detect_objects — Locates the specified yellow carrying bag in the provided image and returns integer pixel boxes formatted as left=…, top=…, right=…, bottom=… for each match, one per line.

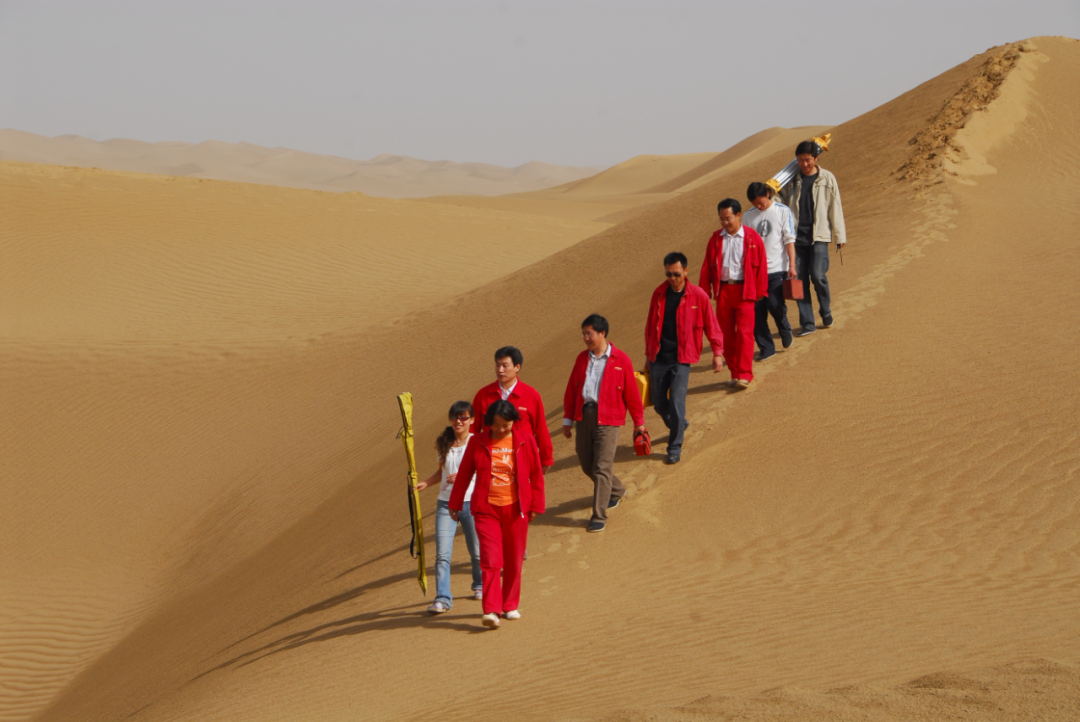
left=396, top=392, right=428, bottom=594
left=635, top=371, right=652, bottom=408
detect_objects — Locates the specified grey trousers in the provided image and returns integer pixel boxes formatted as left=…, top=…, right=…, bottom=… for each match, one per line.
left=576, top=404, right=624, bottom=523
left=649, top=361, right=690, bottom=453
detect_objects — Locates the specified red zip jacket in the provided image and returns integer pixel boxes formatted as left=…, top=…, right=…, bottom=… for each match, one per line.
left=448, top=428, right=546, bottom=517
left=471, top=380, right=554, bottom=467
left=645, top=281, right=724, bottom=364
left=562, top=343, right=645, bottom=428
left=698, top=226, right=769, bottom=302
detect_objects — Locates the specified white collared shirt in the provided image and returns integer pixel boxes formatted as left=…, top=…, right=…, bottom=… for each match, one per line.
left=582, top=343, right=611, bottom=404
left=563, top=343, right=612, bottom=426
left=499, top=379, right=518, bottom=401
left=721, top=226, right=745, bottom=281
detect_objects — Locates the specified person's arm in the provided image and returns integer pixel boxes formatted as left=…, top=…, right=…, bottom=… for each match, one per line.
left=414, top=464, right=442, bottom=492
left=448, top=439, right=476, bottom=515
left=528, top=439, right=546, bottom=518
left=469, top=389, right=484, bottom=436
left=700, top=289, right=726, bottom=372
left=782, top=206, right=797, bottom=279
left=828, top=176, right=847, bottom=248
left=698, top=239, right=715, bottom=299
left=533, top=394, right=554, bottom=468
left=562, top=358, right=579, bottom=439
left=624, top=361, right=646, bottom=431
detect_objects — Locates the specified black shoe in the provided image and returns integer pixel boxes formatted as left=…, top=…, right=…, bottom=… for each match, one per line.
left=757, top=350, right=777, bottom=362
left=665, top=450, right=681, bottom=465
left=607, top=495, right=621, bottom=509
left=795, top=327, right=816, bottom=337
left=587, top=520, right=606, bottom=533
left=822, top=316, right=834, bottom=328
left=781, top=331, right=794, bottom=349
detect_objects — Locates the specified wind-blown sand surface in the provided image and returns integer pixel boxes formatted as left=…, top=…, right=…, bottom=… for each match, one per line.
left=2, top=37, right=1078, bottom=722
left=0, top=131, right=600, bottom=198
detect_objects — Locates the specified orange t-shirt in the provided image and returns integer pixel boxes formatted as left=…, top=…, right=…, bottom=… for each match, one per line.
left=487, top=436, right=518, bottom=506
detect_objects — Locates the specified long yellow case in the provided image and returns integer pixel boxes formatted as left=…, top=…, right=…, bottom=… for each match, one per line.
left=397, top=392, right=427, bottom=594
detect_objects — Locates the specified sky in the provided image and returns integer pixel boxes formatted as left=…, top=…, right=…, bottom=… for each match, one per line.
left=1, top=1, right=1078, bottom=168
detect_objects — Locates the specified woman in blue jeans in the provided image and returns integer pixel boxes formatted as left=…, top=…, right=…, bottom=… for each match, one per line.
left=415, top=401, right=482, bottom=613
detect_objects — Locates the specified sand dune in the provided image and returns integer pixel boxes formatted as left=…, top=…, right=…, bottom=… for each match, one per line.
left=0, top=130, right=600, bottom=198
left=2, top=37, right=1078, bottom=722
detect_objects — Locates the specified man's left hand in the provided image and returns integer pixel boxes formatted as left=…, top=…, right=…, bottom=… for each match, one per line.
left=712, top=356, right=725, bottom=373
left=634, top=425, right=646, bottom=435
left=836, top=243, right=845, bottom=250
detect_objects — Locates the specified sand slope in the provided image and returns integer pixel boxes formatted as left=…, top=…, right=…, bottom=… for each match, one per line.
left=0, top=131, right=600, bottom=198
left=3, top=37, right=1078, bottom=722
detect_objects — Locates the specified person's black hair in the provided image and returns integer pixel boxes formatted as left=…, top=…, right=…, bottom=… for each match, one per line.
left=435, top=400, right=474, bottom=463
left=746, top=182, right=772, bottom=201
left=581, top=314, right=609, bottom=336
left=717, top=198, right=742, bottom=215
left=494, top=346, right=523, bottom=368
left=795, top=140, right=822, bottom=157
left=484, top=399, right=521, bottom=426
left=663, top=252, right=688, bottom=269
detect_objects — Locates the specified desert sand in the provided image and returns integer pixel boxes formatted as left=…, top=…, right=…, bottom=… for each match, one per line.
left=0, top=131, right=601, bottom=198
left=2, top=37, right=1078, bottom=722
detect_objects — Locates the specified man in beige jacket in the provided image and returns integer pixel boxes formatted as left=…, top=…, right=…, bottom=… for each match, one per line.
left=779, top=140, right=847, bottom=336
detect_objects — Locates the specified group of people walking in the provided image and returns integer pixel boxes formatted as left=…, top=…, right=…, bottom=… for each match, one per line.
left=412, top=139, right=846, bottom=629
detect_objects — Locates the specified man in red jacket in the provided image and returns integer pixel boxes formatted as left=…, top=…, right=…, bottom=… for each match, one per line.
left=645, top=252, right=725, bottom=465
left=562, top=314, right=646, bottom=533
left=472, top=346, right=554, bottom=469
left=699, top=198, right=769, bottom=388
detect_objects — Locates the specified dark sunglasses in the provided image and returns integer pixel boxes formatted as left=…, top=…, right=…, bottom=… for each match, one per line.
left=665, top=271, right=683, bottom=278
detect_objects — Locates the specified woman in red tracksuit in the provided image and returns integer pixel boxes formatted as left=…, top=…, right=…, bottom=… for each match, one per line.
left=449, top=399, right=546, bottom=629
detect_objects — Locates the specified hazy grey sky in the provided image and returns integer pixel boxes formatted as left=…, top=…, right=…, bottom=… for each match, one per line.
left=2, top=1, right=1077, bottom=168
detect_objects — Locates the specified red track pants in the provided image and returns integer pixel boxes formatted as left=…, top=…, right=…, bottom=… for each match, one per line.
left=718, top=284, right=757, bottom=382
left=474, top=504, right=530, bottom=615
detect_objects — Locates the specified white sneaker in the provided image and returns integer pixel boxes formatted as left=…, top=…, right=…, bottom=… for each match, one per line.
left=427, top=602, right=448, bottom=615
left=481, top=613, right=501, bottom=629
left=472, top=589, right=483, bottom=601
left=503, top=610, right=521, bottom=620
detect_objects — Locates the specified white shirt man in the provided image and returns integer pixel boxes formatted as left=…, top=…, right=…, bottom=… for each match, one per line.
left=745, top=183, right=797, bottom=360
left=743, top=198, right=796, bottom=274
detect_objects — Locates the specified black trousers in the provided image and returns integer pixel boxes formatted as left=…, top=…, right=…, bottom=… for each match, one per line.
left=754, top=272, right=793, bottom=355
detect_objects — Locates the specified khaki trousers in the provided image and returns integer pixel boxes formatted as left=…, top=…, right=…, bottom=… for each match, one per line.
left=576, top=404, right=624, bottom=523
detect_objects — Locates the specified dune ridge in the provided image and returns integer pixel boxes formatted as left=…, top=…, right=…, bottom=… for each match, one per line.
left=0, top=131, right=600, bottom=198
left=2, top=37, right=1078, bottom=722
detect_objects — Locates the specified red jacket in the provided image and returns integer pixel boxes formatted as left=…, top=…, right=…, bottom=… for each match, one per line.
left=448, top=428, right=546, bottom=517
left=563, top=343, right=645, bottom=428
left=645, top=281, right=724, bottom=364
left=471, top=380, right=554, bottom=467
left=698, top=226, right=769, bottom=302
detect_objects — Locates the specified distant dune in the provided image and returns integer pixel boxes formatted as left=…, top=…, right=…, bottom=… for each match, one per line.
left=0, top=130, right=601, bottom=198
left=3, top=37, right=1079, bottom=722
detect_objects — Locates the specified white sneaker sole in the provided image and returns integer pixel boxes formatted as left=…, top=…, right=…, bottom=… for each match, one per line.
left=481, top=615, right=501, bottom=629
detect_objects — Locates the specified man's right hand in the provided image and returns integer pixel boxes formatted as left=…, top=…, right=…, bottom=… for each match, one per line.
left=562, top=425, right=573, bottom=439
left=643, top=359, right=651, bottom=373
left=712, top=355, right=725, bottom=373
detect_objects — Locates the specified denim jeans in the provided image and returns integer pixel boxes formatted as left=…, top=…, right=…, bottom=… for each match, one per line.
left=649, top=361, right=690, bottom=453
left=755, top=272, right=793, bottom=355
left=794, top=242, right=832, bottom=330
left=434, top=499, right=482, bottom=608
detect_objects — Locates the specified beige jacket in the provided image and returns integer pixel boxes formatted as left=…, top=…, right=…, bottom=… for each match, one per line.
left=780, top=167, right=847, bottom=245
